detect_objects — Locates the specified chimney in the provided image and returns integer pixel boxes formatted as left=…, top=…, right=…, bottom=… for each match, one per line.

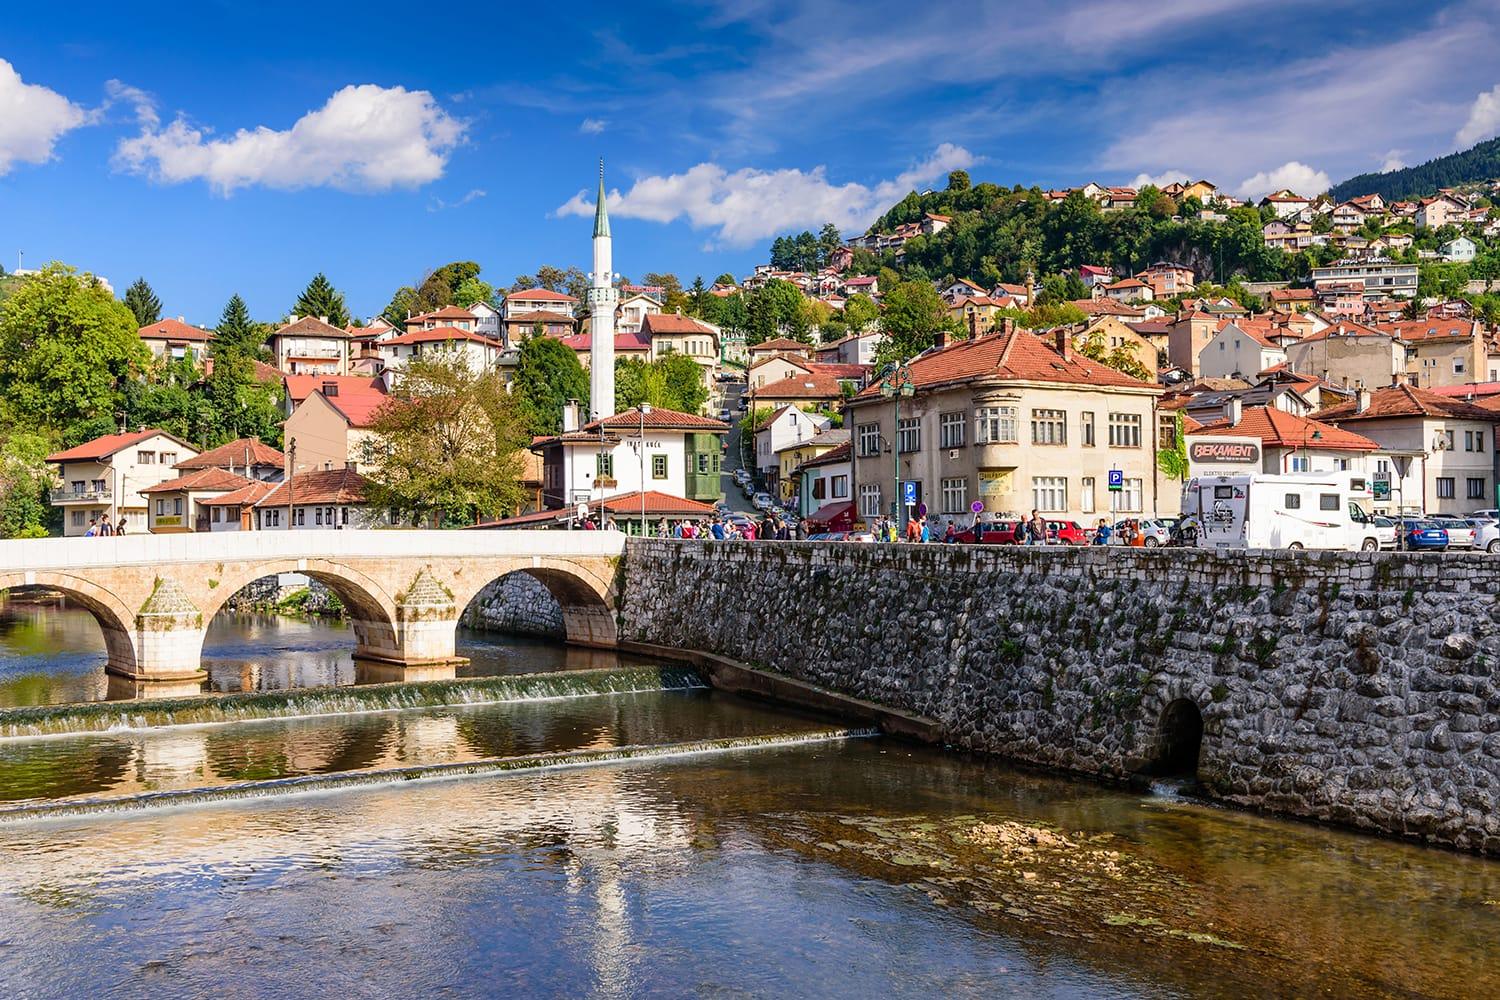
left=345, top=460, right=359, bottom=473
left=562, top=398, right=581, bottom=433
left=288, top=313, right=298, bottom=324
left=322, top=381, right=338, bottom=397
left=998, top=317, right=1012, bottom=336
left=934, top=327, right=948, bottom=351
left=1355, top=387, right=1371, bottom=413
left=1392, top=371, right=1408, bottom=387
left=1054, top=328, right=1073, bottom=360
left=1227, top=397, right=1243, bottom=425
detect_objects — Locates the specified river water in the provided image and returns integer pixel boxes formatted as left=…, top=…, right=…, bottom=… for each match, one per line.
left=0, top=600, right=1497, bottom=998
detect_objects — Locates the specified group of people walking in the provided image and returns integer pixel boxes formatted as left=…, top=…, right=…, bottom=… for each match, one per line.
left=82, top=514, right=127, bottom=537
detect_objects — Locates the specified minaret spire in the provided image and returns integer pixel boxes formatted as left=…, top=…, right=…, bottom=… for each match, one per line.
left=593, top=159, right=611, bottom=238
left=588, top=159, right=617, bottom=421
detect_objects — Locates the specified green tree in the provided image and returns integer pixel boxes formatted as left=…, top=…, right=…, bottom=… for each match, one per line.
left=1075, top=328, right=1154, bottom=382
left=513, top=334, right=589, bottom=435
left=453, top=276, right=495, bottom=308
left=615, top=354, right=710, bottom=413
left=843, top=293, right=879, bottom=333
left=714, top=272, right=737, bottom=286
left=1156, top=411, right=1189, bottom=480
left=947, top=169, right=971, bottom=191
left=213, top=294, right=268, bottom=359
left=366, top=354, right=530, bottom=526
left=293, top=272, right=350, bottom=328
left=0, top=263, right=150, bottom=441
left=0, top=432, right=56, bottom=537
left=688, top=275, right=709, bottom=316
left=124, top=278, right=162, bottom=327
left=875, top=280, right=954, bottom=363
left=644, top=272, right=689, bottom=314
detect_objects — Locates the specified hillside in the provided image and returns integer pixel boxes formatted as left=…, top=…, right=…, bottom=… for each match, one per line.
left=1329, top=137, right=1500, bottom=202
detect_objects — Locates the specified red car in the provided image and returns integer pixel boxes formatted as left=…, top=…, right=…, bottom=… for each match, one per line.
left=955, top=520, right=1023, bottom=544
left=1048, top=520, right=1092, bottom=545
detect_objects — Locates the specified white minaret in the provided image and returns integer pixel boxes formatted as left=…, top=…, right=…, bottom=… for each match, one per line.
left=588, top=160, right=618, bottom=419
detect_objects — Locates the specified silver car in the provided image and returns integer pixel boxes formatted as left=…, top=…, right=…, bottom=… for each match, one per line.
left=1473, top=520, right=1500, bottom=553
left=1430, top=515, right=1476, bottom=549
left=1112, top=518, right=1172, bottom=547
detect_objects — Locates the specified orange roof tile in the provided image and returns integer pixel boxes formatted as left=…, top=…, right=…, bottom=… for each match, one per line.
left=284, top=374, right=380, bottom=405
left=254, top=467, right=372, bottom=507
left=139, top=468, right=255, bottom=494
left=1194, top=406, right=1379, bottom=451
left=139, top=319, right=213, bottom=342
left=641, top=313, right=718, bottom=336
left=1315, top=384, right=1500, bottom=423
left=275, top=316, right=351, bottom=339
left=755, top=372, right=846, bottom=399
left=506, top=288, right=578, bottom=302
left=47, top=429, right=191, bottom=463
left=175, top=438, right=285, bottom=471
left=200, top=480, right=279, bottom=507
left=380, top=325, right=498, bottom=348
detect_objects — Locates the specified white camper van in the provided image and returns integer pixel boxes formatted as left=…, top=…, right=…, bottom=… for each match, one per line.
left=1181, top=472, right=1382, bottom=551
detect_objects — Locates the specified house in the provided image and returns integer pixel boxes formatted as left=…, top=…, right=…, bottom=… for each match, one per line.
left=376, top=326, right=504, bottom=381
left=617, top=293, right=663, bottom=334
left=747, top=337, right=814, bottom=365
left=1310, top=259, right=1418, bottom=300
left=173, top=437, right=285, bottom=481
left=1191, top=403, right=1378, bottom=474
left=1316, top=384, right=1500, bottom=514
left=282, top=374, right=384, bottom=419
left=1100, top=186, right=1137, bottom=211
left=139, top=318, right=213, bottom=363
left=1286, top=320, right=1404, bottom=390
left=1198, top=321, right=1287, bottom=380
left=1415, top=195, right=1466, bottom=229
left=47, top=429, right=200, bottom=536
left=751, top=371, right=848, bottom=414
left=1078, top=265, right=1114, bottom=289
left=1073, top=315, right=1158, bottom=375
left=470, top=302, right=501, bottom=339
left=753, top=405, right=832, bottom=488
left=1261, top=190, right=1312, bottom=218
left=1267, top=287, right=1317, bottom=311
left=502, top=308, right=577, bottom=343
left=140, top=468, right=260, bottom=533
left=1101, top=278, right=1153, bottom=303
left=816, top=330, right=882, bottom=366
left=949, top=295, right=1009, bottom=336
left=252, top=467, right=388, bottom=530
left=503, top=288, right=577, bottom=318
left=559, top=331, right=653, bottom=369
left=749, top=353, right=815, bottom=389
left=1136, top=262, right=1195, bottom=298
left=1381, top=318, right=1486, bottom=389
left=403, top=305, right=481, bottom=335
left=1166, top=310, right=1222, bottom=376
left=774, top=428, right=849, bottom=504
left=282, top=379, right=390, bottom=475
left=640, top=313, right=722, bottom=394
left=1330, top=202, right=1367, bottom=232
left=1181, top=180, right=1218, bottom=202
left=795, top=439, right=853, bottom=523
left=1071, top=298, right=1150, bottom=323
left=1441, top=236, right=1477, bottom=263
left=269, top=315, right=352, bottom=376
left=532, top=404, right=728, bottom=512
left=939, top=278, right=989, bottom=304
left=197, top=479, right=279, bottom=531
left=844, top=327, right=1169, bottom=525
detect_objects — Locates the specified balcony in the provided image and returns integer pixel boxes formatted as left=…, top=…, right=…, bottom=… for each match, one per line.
left=51, top=487, right=111, bottom=504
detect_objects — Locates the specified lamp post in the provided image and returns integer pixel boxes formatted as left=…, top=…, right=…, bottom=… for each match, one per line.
left=1299, top=427, right=1322, bottom=472
left=879, top=365, right=915, bottom=536
left=638, top=402, right=652, bottom=535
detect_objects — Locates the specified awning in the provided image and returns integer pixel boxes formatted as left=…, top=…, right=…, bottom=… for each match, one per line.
left=805, top=500, right=855, bottom=530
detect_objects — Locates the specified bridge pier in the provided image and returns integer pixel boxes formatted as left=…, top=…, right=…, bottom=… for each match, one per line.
left=112, top=577, right=208, bottom=697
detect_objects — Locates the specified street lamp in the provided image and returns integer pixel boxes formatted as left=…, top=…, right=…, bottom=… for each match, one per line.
left=879, top=365, right=915, bottom=535
left=639, top=402, right=652, bottom=535
left=1299, top=427, right=1322, bottom=472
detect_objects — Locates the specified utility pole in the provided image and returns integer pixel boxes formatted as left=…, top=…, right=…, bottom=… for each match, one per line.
left=286, top=439, right=296, bottom=529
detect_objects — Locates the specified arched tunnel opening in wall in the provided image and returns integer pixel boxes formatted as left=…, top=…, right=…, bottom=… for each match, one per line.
left=456, top=568, right=620, bottom=674
left=1150, top=698, right=1204, bottom=780
left=460, top=571, right=566, bottom=641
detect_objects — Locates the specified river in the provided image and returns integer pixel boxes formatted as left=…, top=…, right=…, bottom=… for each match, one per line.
left=0, top=598, right=1496, bottom=998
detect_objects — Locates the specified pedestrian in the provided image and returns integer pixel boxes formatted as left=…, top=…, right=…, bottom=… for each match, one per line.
left=1093, top=517, right=1112, bottom=546
left=919, top=517, right=930, bottom=543
left=84, top=517, right=98, bottom=538
left=116, top=516, right=128, bottom=536
left=583, top=517, right=598, bottom=531
left=710, top=519, right=726, bottom=540
left=98, top=513, right=114, bottom=537
left=1130, top=520, right=1147, bottom=547
left=1028, top=509, right=1047, bottom=546
left=944, top=520, right=957, bottom=544
left=905, top=517, right=919, bottom=543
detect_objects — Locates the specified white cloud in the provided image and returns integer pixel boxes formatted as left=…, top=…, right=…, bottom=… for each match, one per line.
left=1378, top=149, right=1407, bottom=173
left=0, top=59, right=89, bottom=175
left=555, top=143, right=974, bottom=245
left=579, top=117, right=607, bottom=134
left=113, top=84, right=465, bottom=194
left=1130, top=169, right=1191, bottom=189
left=1235, top=161, right=1331, bottom=201
left=103, top=79, right=159, bottom=128
left=1455, top=83, right=1500, bottom=147
left=427, top=188, right=486, bottom=212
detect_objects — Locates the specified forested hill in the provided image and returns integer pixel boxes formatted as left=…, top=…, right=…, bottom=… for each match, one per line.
left=1329, top=137, right=1500, bottom=202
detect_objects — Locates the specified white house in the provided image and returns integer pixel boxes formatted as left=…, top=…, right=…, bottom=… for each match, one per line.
left=376, top=326, right=503, bottom=381
left=270, top=315, right=352, bottom=375
left=47, top=429, right=201, bottom=536
left=1440, top=236, right=1477, bottom=263
left=753, top=405, right=832, bottom=480
left=1198, top=321, right=1288, bottom=380
left=616, top=293, right=663, bottom=334
left=252, top=468, right=389, bottom=530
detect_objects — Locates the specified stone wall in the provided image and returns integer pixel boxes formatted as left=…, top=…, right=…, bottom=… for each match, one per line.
left=461, top=573, right=565, bottom=638
left=619, top=540, right=1500, bottom=855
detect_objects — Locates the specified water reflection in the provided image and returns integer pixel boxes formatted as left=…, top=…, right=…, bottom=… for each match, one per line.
left=0, top=598, right=647, bottom=708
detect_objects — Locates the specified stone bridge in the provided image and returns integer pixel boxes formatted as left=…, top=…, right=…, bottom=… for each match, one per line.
left=0, top=531, right=624, bottom=693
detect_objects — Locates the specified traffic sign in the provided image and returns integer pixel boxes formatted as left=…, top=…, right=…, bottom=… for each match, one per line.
left=1107, top=469, right=1123, bottom=492
left=903, top=480, right=918, bottom=505
left=970, top=500, right=984, bottom=514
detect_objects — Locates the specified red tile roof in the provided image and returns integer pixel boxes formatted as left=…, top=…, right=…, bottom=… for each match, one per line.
left=806, top=362, right=871, bottom=380
left=1071, top=299, right=1145, bottom=317
left=505, top=310, right=577, bottom=326
left=139, top=319, right=212, bottom=342
left=640, top=313, right=718, bottom=335
left=1194, top=406, right=1379, bottom=451
left=379, top=325, right=497, bottom=347
left=139, top=468, right=255, bottom=494
left=796, top=440, right=851, bottom=469
left=507, top=288, right=578, bottom=302
left=558, top=331, right=651, bottom=353
left=254, top=467, right=372, bottom=507
left=1296, top=319, right=1388, bottom=344
left=322, top=388, right=389, bottom=428
left=1377, top=319, right=1476, bottom=343
left=284, top=374, right=381, bottom=405
left=749, top=337, right=812, bottom=352
left=1315, top=384, right=1500, bottom=422
left=587, top=406, right=729, bottom=432
left=755, top=372, right=846, bottom=399
left=200, top=479, right=279, bottom=507
left=47, top=429, right=191, bottom=463
left=275, top=316, right=351, bottom=339
left=855, top=328, right=1155, bottom=400
left=407, top=305, right=477, bottom=322
left=175, top=438, right=285, bottom=471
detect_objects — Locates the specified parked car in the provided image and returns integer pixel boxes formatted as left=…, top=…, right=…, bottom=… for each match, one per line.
left=1465, top=509, right=1500, bottom=523
left=1113, top=518, right=1172, bottom=547
left=1398, top=519, right=1449, bottom=551
left=1370, top=515, right=1398, bottom=550
left=752, top=493, right=775, bottom=510
left=1471, top=519, right=1500, bottom=553
left=1429, top=514, right=1476, bottom=549
left=718, top=409, right=734, bottom=422
left=1047, top=519, right=1091, bottom=545
left=955, top=520, right=1023, bottom=544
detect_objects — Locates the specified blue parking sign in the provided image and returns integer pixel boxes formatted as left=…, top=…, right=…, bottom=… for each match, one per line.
left=903, top=480, right=917, bottom=505
left=1107, top=469, right=1123, bottom=491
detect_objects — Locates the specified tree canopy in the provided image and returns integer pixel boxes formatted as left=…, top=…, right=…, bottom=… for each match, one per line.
left=615, top=353, right=710, bottom=414
left=874, top=280, right=955, bottom=364
left=513, top=334, right=589, bottom=435
left=124, top=278, right=162, bottom=327
left=293, top=272, right=350, bottom=328
left=1329, top=136, right=1500, bottom=202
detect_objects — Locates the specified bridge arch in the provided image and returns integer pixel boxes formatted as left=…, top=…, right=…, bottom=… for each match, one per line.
left=451, top=558, right=618, bottom=648
left=200, top=559, right=403, bottom=664
left=0, top=571, right=138, bottom=675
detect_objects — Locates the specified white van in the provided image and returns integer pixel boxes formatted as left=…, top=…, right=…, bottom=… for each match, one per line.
left=1181, top=472, right=1383, bottom=551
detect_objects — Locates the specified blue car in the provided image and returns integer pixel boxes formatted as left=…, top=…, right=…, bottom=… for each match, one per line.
left=1398, top=519, right=1449, bottom=551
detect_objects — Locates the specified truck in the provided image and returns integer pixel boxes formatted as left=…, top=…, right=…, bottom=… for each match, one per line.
left=1180, top=471, right=1383, bottom=551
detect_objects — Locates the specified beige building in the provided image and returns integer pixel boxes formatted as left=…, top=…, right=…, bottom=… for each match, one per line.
left=282, top=381, right=388, bottom=474
left=1286, top=321, right=1404, bottom=390
left=138, top=318, right=213, bottom=363
left=1317, top=384, right=1500, bottom=515
left=1198, top=321, right=1286, bottom=380
left=845, top=329, right=1173, bottom=526
left=47, top=429, right=200, bottom=536
left=270, top=316, right=353, bottom=375
left=1166, top=311, right=1220, bottom=375
left=1073, top=316, right=1157, bottom=376
left=1383, top=319, right=1486, bottom=389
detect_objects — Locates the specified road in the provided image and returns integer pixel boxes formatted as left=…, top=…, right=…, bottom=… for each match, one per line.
left=717, top=379, right=759, bottom=514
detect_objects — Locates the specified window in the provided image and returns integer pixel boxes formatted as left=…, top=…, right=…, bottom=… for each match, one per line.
left=1290, top=455, right=1310, bottom=472
left=858, top=483, right=883, bottom=517
left=975, top=405, right=1018, bottom=444
left=267, top=509, right=280, bottom=527
left=831, top=474, right=849, bottom=499
left=315, top=507, right=324, bottom=526
left=597, top=454, right=614, bottom=479
left=1158, top=414, right=1177, bottom=447
left=941, top=477, right=968, bottom=513
left=1031, top=409, right=1066, bottom=445
left=342, top=508, right=350, bottom=526
left=1436, top=477, right=1455, bottom=499
left=212, top=507, right=222, bottom=523
left=1032, top=476, right=1067, bottom=512
left=295, top=508, right=306, bottom=526
left=812, top=478, right=827, bottom=500
left=697, top=454, right=710, bottom=474
left=1284, top=493, right=1302, bottom=509
left=70, top=480, right=84, bottom=493
left=652, top=455, right=668, bottom=479
left=155, top=499, right=166, bottom=516
left=858, top=422, right=882, bottom=456
left=1108, top=413, right=1142, bottom=448
left=1080, top=477, right=1095, bottom=514
left=137, top=451, right=155, bottom=464
left=326, top=507, right=335, bottom=526
left=1466, top=430, right=1486, bottom=452
left=160, top=452, right=177, bottom=466
left=939, top=411, right=965, bottom=448
left=1443, top=430, right=1455, bottom=450
left=173, top=498, right=183, bottom=516
left=1454, top=357, right=1466, bottom=374
left=1082, top=411, right=1095, bottom=447
left=90, top=479, right=105, bottom=492
left=1319, top=493, right=1340, bottom=511
left=71, top=511, right=84, bottom=527
left=1121, top=478, right=1143, bottom=512
left=897, top=417, right=920, bottom=453
left=1468, top=477, right=1486, bottom=500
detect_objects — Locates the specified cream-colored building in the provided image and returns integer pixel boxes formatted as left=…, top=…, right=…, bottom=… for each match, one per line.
left=1166, top=311, right=1220, bottom=376
left=270, top=315, right=353, bottom=375
left=47, top=429, right=200, bottom=536
left=282, top=382, right=388, bottom=475
left=1286, top=321, right=1404, bottom=390
left=1198, top=321, right=1287, bottom=380
left=641, top=313, right=722, bottom=401
left=846, top=329, right=1174, bottom=525
left=1383, top=319, right=1486, bottom=389
left=1074, top=316, right=1157, bottom=376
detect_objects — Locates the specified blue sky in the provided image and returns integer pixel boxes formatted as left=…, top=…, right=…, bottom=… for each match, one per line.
left=3, top=0, right=1499, bottom=323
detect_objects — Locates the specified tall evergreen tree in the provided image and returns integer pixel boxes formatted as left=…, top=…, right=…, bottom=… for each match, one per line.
left=292, top=272, right=350, bottom=328
left=213, top=294, right=266, bottom=359
left=124, top=277, right=162, bottom=327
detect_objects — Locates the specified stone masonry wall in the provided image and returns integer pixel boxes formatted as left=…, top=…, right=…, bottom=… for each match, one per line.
left=619, top=540, right=1500, bottom=855
left=461, top=573, right=565, bottom=638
